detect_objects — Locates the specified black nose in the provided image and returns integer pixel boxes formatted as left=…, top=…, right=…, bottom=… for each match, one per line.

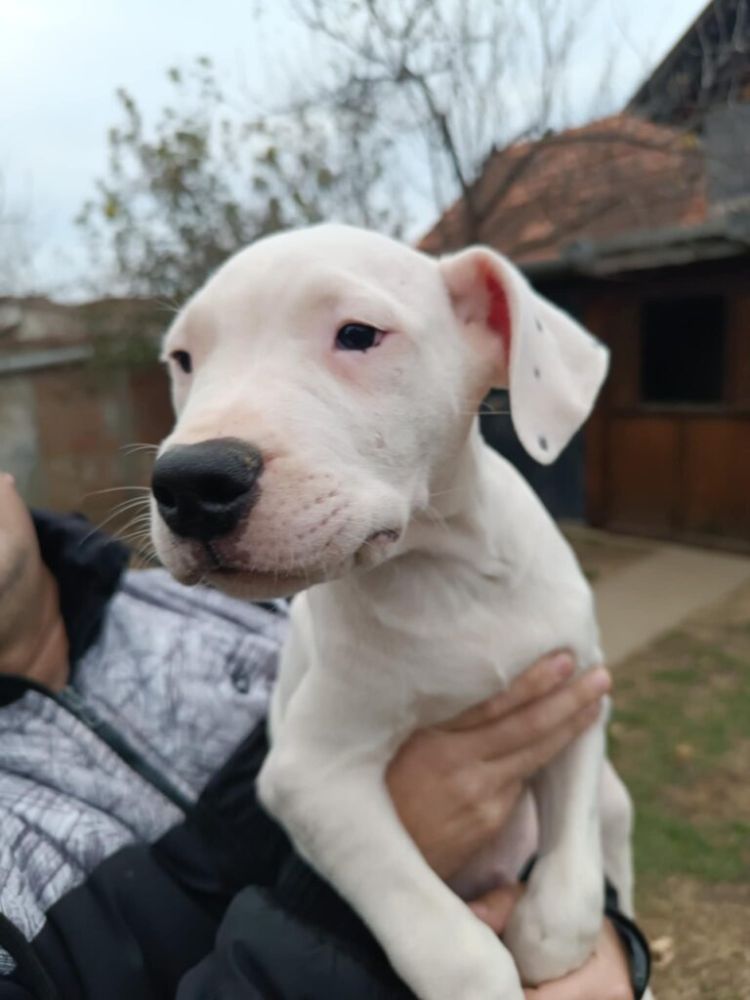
left=151, top=437, right=263, bottom=541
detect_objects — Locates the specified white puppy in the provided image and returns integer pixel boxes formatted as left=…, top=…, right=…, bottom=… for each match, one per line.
left=150, top=225, right=639, bottom=1000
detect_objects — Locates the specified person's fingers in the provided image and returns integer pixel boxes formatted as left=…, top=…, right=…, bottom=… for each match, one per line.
left=524, top=975, right=586, bottom=999
left=474, top=666, right=611, bottom=762
left=522, top=956, right=598, bottom=1000
left=440, top=652, right=576, bottom=732
left=468, top=883, right=524, bottom=934
left=494, top=696, right=605, bottom=783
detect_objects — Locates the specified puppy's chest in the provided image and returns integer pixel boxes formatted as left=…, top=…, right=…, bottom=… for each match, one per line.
left=307, top=558, right=598, bottom=728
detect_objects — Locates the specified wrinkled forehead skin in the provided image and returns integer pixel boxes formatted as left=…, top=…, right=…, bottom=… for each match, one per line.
left=198, top=224, right=443, bottom=320
left=170, top=225, right=457, bottom=375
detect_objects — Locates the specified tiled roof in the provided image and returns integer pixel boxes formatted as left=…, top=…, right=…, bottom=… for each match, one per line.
left=420, top=113, right=708, bottom=262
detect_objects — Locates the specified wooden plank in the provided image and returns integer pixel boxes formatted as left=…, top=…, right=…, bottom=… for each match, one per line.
left=683, top=417, right=750, bottom=542
left=605, top=416, right=679, bottom=534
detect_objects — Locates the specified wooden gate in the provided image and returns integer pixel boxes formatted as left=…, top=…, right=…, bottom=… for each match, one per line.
left=584, top=264, right=750, bottom=552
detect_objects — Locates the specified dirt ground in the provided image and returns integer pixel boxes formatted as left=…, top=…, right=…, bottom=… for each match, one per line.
left=641, top=878, right=750, bottom=1000
left=562, top=529, right=750, bottom=996
left=610, top=581, right=750, bottom=999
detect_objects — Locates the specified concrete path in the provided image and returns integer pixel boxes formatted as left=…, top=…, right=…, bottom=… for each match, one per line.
left=591, top=542, right=750, bottom=666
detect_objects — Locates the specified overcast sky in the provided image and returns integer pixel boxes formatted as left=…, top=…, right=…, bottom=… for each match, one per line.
left=0, top=0, right=707, bottom=296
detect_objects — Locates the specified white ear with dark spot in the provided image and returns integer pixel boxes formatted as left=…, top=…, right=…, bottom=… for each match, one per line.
left=440, top=246, right=609, bottom=465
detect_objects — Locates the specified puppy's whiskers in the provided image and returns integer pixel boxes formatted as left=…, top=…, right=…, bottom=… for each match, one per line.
left=120, top=442, right=160, bottom=458
left=88, top=484, right=150, bottom=494
left=79, top=494, right=152, bottom=545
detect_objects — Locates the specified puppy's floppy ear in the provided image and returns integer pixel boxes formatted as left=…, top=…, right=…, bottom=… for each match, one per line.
left=440, top=246, right=609, bottom=465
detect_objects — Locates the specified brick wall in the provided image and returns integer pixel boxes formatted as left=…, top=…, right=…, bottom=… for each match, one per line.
left=0, top=360, right=173, bottom=539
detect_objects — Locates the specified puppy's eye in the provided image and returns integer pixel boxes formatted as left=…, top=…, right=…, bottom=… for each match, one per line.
left=170, top=350, right=192, bottom=374
left=335, top=323, right=383, bottom=352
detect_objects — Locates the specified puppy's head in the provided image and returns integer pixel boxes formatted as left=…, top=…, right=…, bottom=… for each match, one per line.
left=150, top=225, right=607, bottom=598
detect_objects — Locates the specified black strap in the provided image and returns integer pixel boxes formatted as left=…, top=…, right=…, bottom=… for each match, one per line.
left=606, top=909, right=652, bottom=1000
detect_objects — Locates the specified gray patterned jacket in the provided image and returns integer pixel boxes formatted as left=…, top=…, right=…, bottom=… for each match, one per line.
left=0, top=516, right=286, bottom=985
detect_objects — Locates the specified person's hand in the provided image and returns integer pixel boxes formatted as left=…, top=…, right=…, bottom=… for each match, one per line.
left=0, top=472, right=69, bottom=689
left=0, top=471, right=19, bottom=519
left=386, top=652, right=611, bottom=879
left=467, top=885, right=633, bottom=999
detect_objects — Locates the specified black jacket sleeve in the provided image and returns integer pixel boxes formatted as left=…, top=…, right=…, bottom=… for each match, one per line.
left=176, top=887, right=411, bottom=1000
left=177, top=851, right=413, bottom=999
left=0, top=985, right=35, bottom=1000
left=178, top=852, right=651, bottom=1000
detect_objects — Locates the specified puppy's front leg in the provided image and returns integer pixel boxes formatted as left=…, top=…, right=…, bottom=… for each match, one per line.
left=259, top=686, right=523, bottom=1000
left=503, top=710, right=607, bottom=985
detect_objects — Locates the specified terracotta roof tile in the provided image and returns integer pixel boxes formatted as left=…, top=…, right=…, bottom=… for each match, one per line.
left=420, top=113, right=708, bottom=261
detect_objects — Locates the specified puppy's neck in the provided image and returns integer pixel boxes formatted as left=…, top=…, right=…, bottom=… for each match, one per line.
left=314, top=421, right=535, bottom=627
left=425, top=419, right=487, bottom=521
left=394, top=420, right=519, bottom=574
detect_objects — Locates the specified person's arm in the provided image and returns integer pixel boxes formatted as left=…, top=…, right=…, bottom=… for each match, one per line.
left=178, top=653, right=649, bottom=1000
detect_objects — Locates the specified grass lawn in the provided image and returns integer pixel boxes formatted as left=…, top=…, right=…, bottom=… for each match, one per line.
left=609, top=581, right=750, bottom=1000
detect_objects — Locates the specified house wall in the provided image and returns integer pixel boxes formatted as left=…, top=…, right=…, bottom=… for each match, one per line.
left=0, top=360, right=173, bottom=533
left=576, top=256, right=750, bottom=550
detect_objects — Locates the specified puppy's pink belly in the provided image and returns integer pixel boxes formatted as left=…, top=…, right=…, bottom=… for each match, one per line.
left=449, top=791, right=538, bottom=900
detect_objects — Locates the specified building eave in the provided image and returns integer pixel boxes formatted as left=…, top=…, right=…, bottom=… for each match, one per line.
left=523, top=211, right=750, bottom=280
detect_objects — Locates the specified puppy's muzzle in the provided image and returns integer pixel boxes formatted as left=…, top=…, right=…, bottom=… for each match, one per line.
left=151, top=437, right=263, bottom=540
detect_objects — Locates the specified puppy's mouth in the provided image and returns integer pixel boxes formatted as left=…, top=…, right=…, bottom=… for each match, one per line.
left=159, top=523, right=403, bottom=600
left=171, top=525, right=403, bottom=590
left=211, top=563, right=318, bottom=588
left=202, top=541, right=323, bottom=583
left=170, top=551, right=321, bottom=598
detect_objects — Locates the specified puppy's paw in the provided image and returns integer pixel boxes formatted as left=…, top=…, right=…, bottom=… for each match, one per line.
left=503, top=859, right=603, bottom=986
